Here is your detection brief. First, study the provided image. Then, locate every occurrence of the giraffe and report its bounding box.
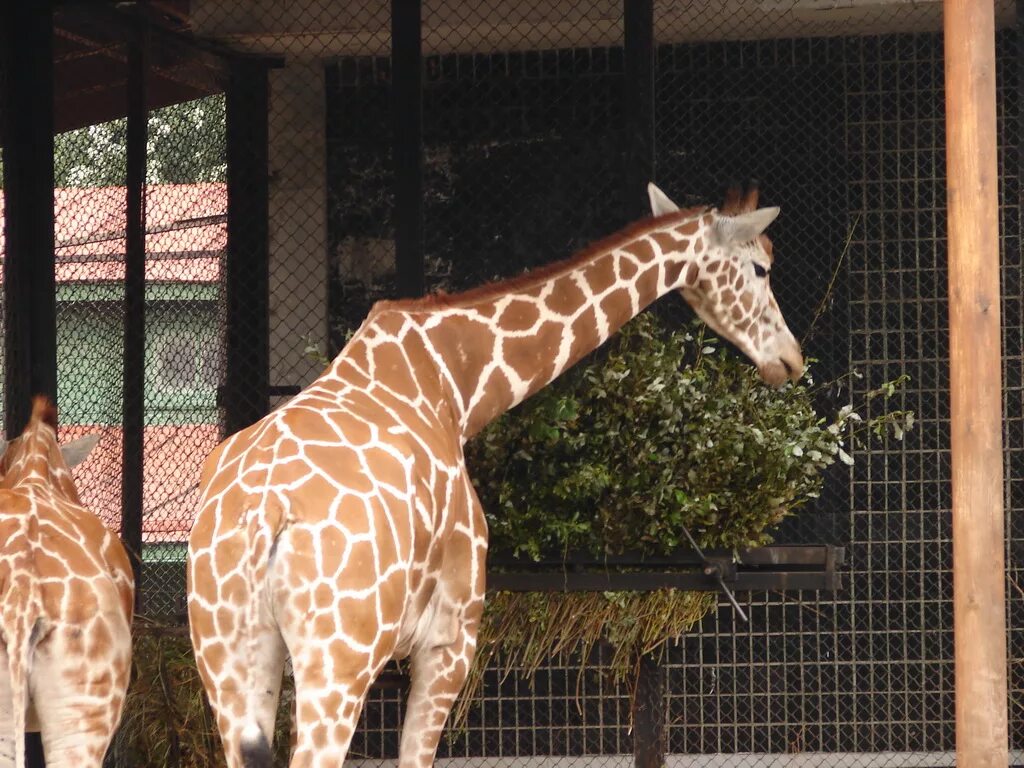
[0,396,134,768]
[187,181,803,768]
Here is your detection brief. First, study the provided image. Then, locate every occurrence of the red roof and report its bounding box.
[0,183,229,541]
[62,424,221,543]
[0,183,225,283]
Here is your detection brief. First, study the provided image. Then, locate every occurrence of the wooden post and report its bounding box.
[943,1,1008,766]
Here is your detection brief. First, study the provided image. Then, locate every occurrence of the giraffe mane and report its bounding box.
[377,205,710,312]
[30,395,58,433]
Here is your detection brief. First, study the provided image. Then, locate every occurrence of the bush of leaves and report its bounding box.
[468,311,910,561]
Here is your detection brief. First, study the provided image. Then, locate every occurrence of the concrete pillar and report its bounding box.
[268,60,328,399]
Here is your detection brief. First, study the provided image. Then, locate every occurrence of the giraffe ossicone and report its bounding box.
[187,180,803,768]
[0,397,134,768]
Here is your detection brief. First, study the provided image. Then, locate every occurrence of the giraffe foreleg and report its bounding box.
[399,481,487,768]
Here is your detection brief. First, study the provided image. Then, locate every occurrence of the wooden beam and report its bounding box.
[943,0,1008,765]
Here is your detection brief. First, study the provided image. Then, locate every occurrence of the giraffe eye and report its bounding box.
[753,263,769,278]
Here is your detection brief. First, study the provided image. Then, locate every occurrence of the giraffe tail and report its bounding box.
[0,519,43,768]
[238,498,287,768]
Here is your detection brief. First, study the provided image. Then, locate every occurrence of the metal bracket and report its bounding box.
[681,525,748,623]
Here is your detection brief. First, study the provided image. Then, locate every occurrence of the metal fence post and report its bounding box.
[2,4,56,765]
[392,0,425,299]
[1,0,58,438]
[624,0,655,211]
[121,18,148,613]
[224,58,271,436]
[623,3,666,766]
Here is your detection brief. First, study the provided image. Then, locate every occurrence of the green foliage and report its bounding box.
[467,311,914,560]
[50,95,226,188]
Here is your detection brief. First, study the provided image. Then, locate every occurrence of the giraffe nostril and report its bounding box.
[781,358,794,376]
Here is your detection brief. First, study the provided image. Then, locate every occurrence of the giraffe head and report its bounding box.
[0,396,100,501]
[648,181,804,387]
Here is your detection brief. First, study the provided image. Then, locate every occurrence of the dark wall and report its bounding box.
[326,27,1024,759]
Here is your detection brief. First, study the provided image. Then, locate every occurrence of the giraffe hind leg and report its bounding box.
[192,620,287,768]
[28,616,132,768]
[398,601,481,768]
[286,653,374,768]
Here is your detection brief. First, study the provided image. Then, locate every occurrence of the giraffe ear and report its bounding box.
[648,183,679,217]
[713,207,780,245]
[60,433,101,468]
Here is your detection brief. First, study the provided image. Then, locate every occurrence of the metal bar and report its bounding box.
[1,0,58,438]
[224,58,271,436]
[486,569,842,593]
[633,653,665,768]
[488,544,845,570]
[121,19,148,610]
[943,0,1008,764]
[2,4,55,764]
[623,0,655,218]
[391,0,424,298]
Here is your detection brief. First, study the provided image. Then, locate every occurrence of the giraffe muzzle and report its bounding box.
[758,343,804,387]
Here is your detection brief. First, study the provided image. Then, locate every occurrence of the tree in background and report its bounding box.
[46,94,226,188]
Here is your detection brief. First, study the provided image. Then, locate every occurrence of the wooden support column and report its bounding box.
[943,0,1008,765]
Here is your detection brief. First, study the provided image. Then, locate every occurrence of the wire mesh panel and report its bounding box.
[325,6,394,345]
[139,95,227,619]
[52,100,129,539]
[419,0,627,296]
[8,1,1024,766]
[655,29,851,547]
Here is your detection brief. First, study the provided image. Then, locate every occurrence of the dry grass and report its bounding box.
[119,589,715,762]
[452,588,717,730]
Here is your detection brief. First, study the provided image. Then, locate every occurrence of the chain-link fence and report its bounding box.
[2,0,1024,765]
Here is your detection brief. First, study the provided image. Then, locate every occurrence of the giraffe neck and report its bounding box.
[362,208,710,441]
[2,422,81,503]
